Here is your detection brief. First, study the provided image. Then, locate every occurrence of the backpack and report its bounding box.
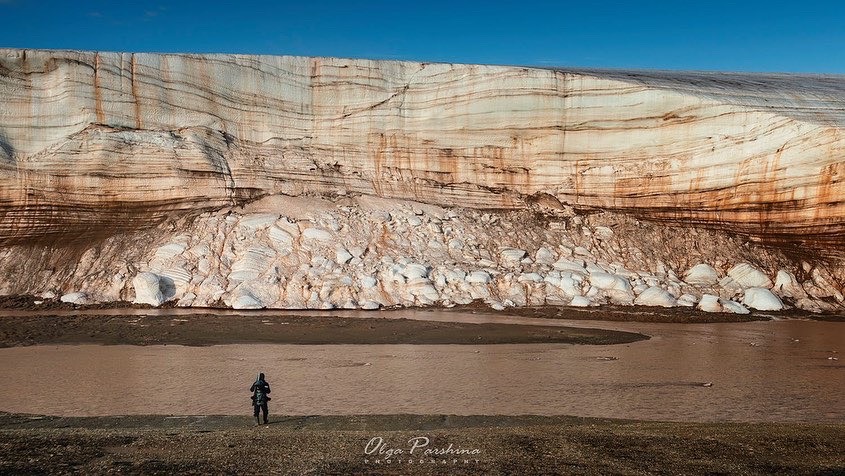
[252,380,270,404]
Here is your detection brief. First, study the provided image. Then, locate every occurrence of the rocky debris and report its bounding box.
[2,195,843,315]
[806,267,845,302]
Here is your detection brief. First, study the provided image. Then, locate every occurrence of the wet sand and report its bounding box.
[1,412,842,475]
[499,304,808,322]
[1,295,840,349]
[0,312,646,347]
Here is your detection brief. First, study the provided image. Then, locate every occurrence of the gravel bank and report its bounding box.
[1,413,842,475]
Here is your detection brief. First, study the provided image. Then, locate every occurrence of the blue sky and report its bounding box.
[1,0,843,73]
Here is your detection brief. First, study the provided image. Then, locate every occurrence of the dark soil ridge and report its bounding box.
[0,313,648,348]
[1,412,843,475]
[495,304,845,322]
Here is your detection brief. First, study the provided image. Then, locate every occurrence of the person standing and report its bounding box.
[250,372,271,425]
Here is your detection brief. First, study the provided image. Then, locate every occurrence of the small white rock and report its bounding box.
[727,263,772,289]
[677,294,698,307]
[466,270,492,284]
[232,293,265,310]
[132,272,165,306]
[683,264,720,286]
[517,272,543,283]
[573,246,592,257]
[774,270,806,299]
[500,248,527,264]
[720,299,751,315]
[742,287,785,311]
[372,211,392,223]
[407,280,440,302]
[400,262,430,280]
[302,228,333,242]
[239,213,279,231]
[553,259,586,273]
[590,272,631,292]
[697,294,722,313]
[176,293,197,307]
[634,287,677,307]
[60,292,88,305]
[268,226,294,250]
[443,269,467,284]
[335,248,354,265]
[535,247,557,265]
[594,226,613,240]
[153,243,188,261]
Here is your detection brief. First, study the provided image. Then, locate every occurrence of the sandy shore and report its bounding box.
[1,412,843,475]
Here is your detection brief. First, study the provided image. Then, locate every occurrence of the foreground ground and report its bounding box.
[0,413,842,475]
[1,302,841,474]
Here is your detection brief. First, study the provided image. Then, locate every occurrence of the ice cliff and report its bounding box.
[0,49,843,312]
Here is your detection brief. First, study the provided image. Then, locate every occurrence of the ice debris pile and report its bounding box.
[30,194,841,314]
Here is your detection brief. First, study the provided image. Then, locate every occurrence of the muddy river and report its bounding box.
[0,312,841,422]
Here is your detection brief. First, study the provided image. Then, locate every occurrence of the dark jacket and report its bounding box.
[250,379,271,405]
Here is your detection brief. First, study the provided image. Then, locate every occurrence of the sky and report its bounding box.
[0,0,844,73]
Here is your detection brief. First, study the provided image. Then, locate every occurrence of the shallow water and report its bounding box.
[0,314,841,422]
